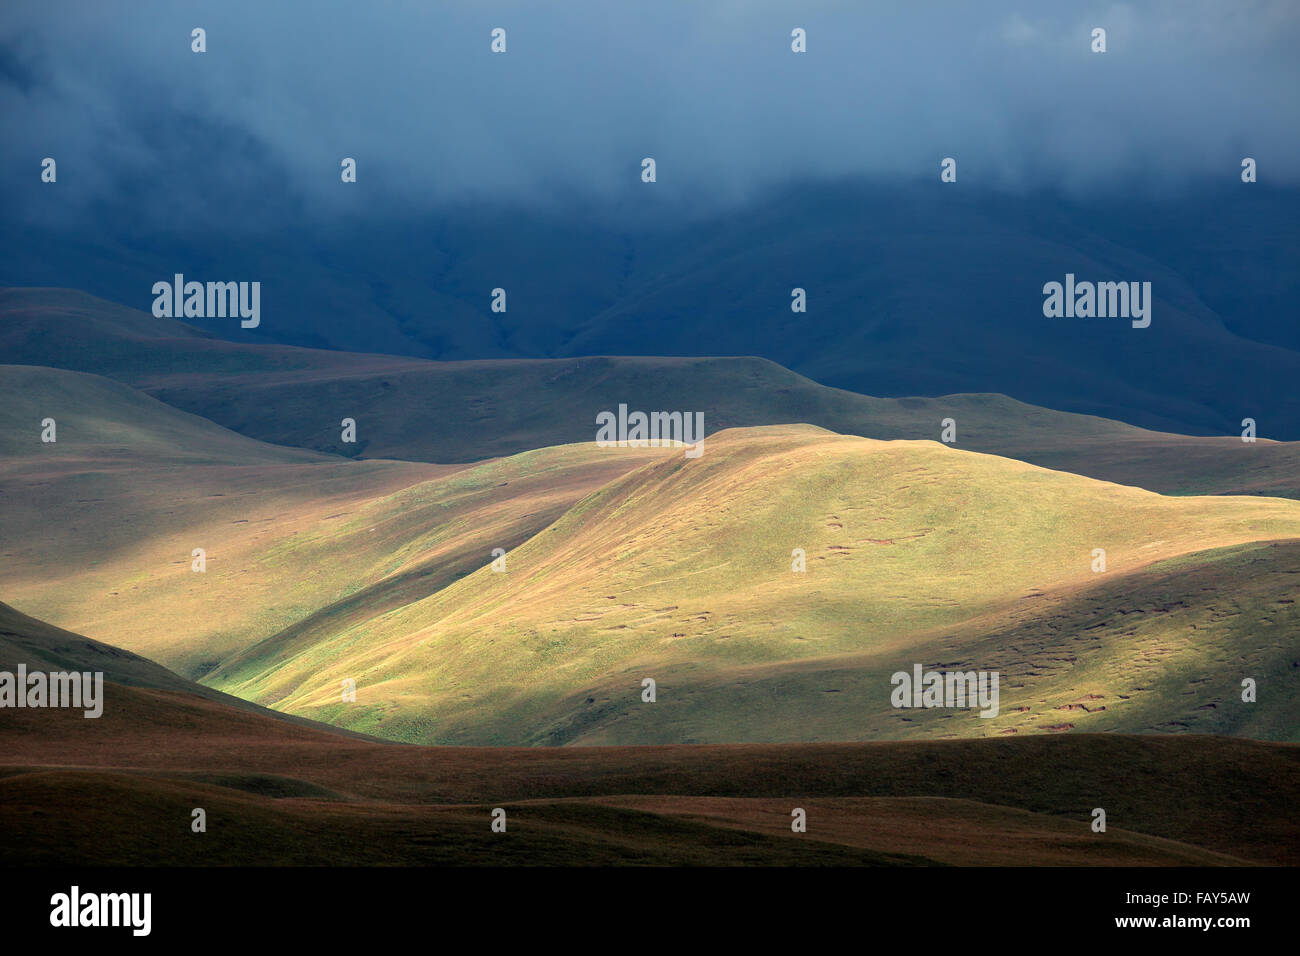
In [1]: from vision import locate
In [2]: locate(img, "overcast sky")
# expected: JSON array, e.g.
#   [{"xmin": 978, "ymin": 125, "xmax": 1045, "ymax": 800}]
[{"xmin": 2, "ymin": 0, "xmax": 1297, "ymax": 232}]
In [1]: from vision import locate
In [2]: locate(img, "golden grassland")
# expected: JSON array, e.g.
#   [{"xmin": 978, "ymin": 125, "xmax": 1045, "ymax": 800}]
[
  {"xmin": 204, "ymin": 426, "xmax": 1300, "ymax": 745},
  {"xmin": 4, "ymin": 365, "xmax": 1295, "ymax": 746}
]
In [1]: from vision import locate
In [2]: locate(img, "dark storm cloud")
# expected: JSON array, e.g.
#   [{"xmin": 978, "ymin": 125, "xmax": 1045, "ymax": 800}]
[
  {"xmin": 1, "ymin": 0, "xmax": 1297, "ymax": 230},
  {"xmin": 0, "ymin": 35, "xmax": 45, "ymax": 95}
]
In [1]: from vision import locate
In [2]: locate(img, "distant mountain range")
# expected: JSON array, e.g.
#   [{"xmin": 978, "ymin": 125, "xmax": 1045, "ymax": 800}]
[
  {"xmin": 4, "ymin": 182, "xmax": 1298, "ymax": 437},
  {"xmin": 4, "ymin": 288, "xmax": 1299, "ymax": 497}
]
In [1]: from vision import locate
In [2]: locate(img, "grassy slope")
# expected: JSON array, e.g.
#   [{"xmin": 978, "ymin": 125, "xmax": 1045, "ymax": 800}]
[
  {"xmin": 0, "ymin": 601, "xmax": 379, "ymax": 736},
  {"xmin": 206, "ymin": 426, "xmax": 1300, "ymax": 744},
  {"xmin": 4, "ymin": 361, "xmax": 1297, "ymax": 748},
  {"xmin": 1, "ymin": 646, "xmax": 1293, "ymax": 864},
  {"xmin": 4, "ymin": 288, "xmax": 1298, "ymax": 496},
  {"xmin": 0, "ymin": 365, "xmax": 675, "ymax": 676},
  {"xmin": 0, "ymin": 364, "xmax": 322, "ymax": 464},
  {"xmin": 551, "ymin": 539, "xmax": 1300, "ymax": 745}
]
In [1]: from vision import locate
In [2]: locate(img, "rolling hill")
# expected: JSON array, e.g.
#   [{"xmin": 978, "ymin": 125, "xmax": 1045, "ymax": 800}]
[
  {"xmin": 4, "ymin": 288, "xmax": 1299, "ymax": 498},
  {"xmin": 0, "ymin": 600, "xmax": 374, "ymax": 735},
  {"xmin": 202, "ymin": 425, "xmax": 1300, "ymax": 745},
  {"xmin": 4, "ymin": 360, "xmax": 1297, "ymax": 746},
  {"xmin": 0, "ymin": 363, "xmax": 675, "ymax": 676},
  {"xmin": 1, "ymin": 599, "xmax": 1293, "ymax": 865}
]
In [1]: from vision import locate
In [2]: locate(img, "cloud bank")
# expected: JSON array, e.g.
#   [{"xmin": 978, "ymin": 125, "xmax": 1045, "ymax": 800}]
[{"xmin": 1, "ymin": 0, "xmax": 1297, "ymax": 231}]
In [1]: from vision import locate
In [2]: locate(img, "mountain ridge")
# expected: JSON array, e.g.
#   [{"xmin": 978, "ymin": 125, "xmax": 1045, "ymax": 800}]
[{"xmin": 4, "ymin": 288, "xmax": 1298, "ymax": 498}]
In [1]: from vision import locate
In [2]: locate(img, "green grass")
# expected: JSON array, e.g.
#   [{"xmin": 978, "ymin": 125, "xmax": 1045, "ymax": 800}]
[
  {"xmin": 5, "ymin": 359, "xmax": 1299, "ymax": 748},
  {"xmin": 202, "ymin": 426, "xmax": 1300, "ymax": 745}
]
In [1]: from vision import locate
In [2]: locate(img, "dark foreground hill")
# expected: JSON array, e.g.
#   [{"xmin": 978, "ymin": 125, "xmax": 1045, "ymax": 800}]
[
  {"xmin": 0, "ymin": 601, "xmax": 374, "ymax": 737},
  {"xmin": 0, "ymin": 605, "xmax": 1294, "ymax": 866}
]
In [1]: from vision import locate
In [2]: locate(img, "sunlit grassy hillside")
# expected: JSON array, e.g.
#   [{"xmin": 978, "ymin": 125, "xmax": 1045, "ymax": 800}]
[
  {"xmin": 0, "ymin": 366, "xmax": 671, "ymax": 675},
  {"xmin": 206, "ymin": 426, "xmax": 1300, "ymax": 744}
]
